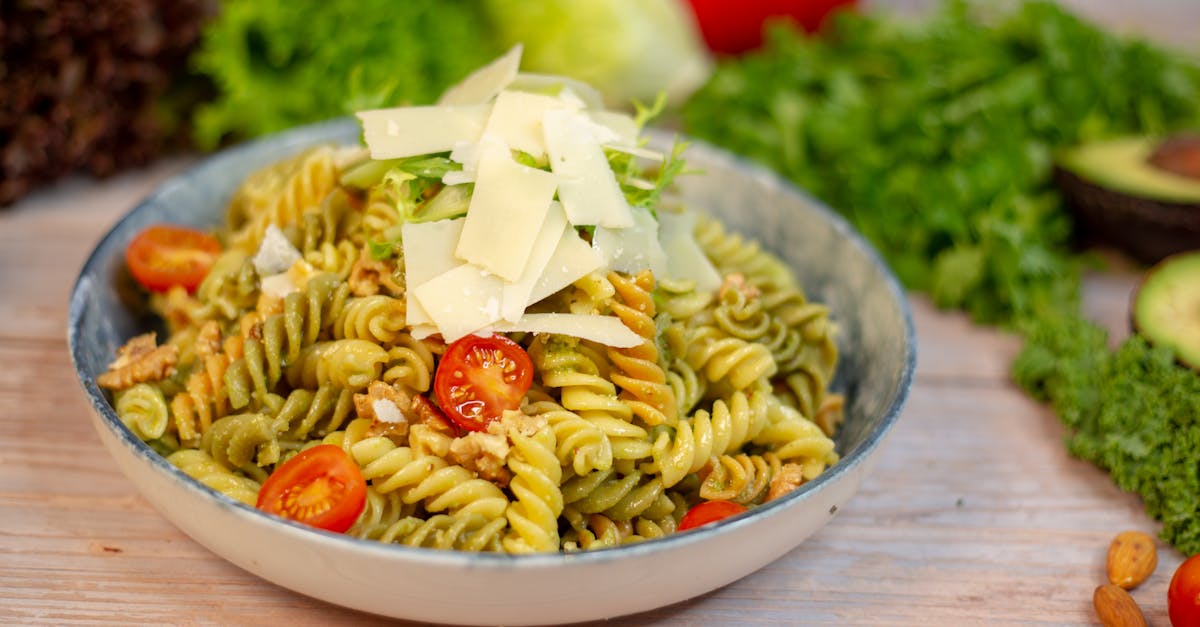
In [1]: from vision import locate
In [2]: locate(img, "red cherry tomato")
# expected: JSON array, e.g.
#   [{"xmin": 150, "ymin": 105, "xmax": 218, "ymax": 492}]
[
  {"xmin": 433, "ymin": 334, "xmax": 534, "ymax": 432},
  {"xmin": 678, "ymin": 500, "xmax": 749, "ymax": 531},
  {"xmin": 256, "ymin": 445, "xmax": 367, "ymax": 533},
  {"xmin": 686, "ymin": 0, "xmax": 858, "ymax": 55},
  {"xmin": 1169, "ymin": 554, "xmax": 1200, "ymax": 627},
  {"xmin": 125, "ymin": 224, "xmax": 222, "ymax": 293}
]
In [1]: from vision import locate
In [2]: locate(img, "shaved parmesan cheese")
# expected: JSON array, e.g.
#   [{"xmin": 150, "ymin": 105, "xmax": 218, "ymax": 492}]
[
  {"xmin": 260, "ymin": 272, "xmax": 300, "ymax": 299},
  {"xmin": 357, "ymin": 104, "xmax": 490, "ymax": 160},
  {"xmin": 444, "ymin": 141, "xmax": 482, "ymax": 185},
  {"xmin": 410, "ymin": 324, "xmax": 439, "ymax": 341},
  {"xmin": 658, "ymin": 209, "xmax": 722, "ymax": 293},
  {"xmin": 544, "ymin": 109, "xmax": 633, "ymax": 228},
  {"xmin": 412, "ymin": 264, "xmax": 506, "ymax": 343},
  {"xmin": 252, "ymin": 224, "xmax": 302, "ymax": 275},
  {"xmin": 484, "ymin": 90, "xmax": 579, "ymax": 159},
  {"xmin": 402, "ymin": 218, "xmax": 466, "ymax": 326},
  {"xmin": 372, "ymin": 399, "xmax": 405, "ymax": 424},
  {"xmin": 438, "ymin": 44, "xmax": 523, "ymax": 106},
  {"xmin": 529, "ymin": 227, "xmax": 603, "ymax": 305},
  {"xmin": 492, "ymin": 313, "xmax": 641, "ymax": 348},
  {"xmin": 592, "ymin": 206, "xmax": 668, "ymax": 278},
  {"xmin": 501, "ymin": 202, "xmax": 569, "ymax": 322},
  {"xmin": 510, "ymin": 72, "xmax": 605, "ymax": 110},
  {"xmin": 456, "ymin": 137, "xmax": 557, "ymax": 281},
  {"xmin": 589, "ymin": 110, "xmax": 638, "ymax": 144}
]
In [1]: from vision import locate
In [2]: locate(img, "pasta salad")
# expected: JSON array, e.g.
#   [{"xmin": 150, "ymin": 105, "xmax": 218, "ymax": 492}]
[{"xmin": 97, "ymin": 47, "xmax": 844, "ymax": 553}]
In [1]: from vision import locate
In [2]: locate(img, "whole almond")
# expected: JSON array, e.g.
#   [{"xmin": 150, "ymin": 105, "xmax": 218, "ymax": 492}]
[
  {"xmin": 1106, "ymin": 530, "xmax": 1157, "ymax": 589},
  {"xmin": 1093, "ymin": 584, "xmax": 1147, "ymax": 627}
]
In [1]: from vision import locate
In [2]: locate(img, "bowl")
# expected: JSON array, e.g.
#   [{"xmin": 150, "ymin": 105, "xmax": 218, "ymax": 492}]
[{"xmin": 68, "ymin": 118, "xmax": 916, "ymax": 625}]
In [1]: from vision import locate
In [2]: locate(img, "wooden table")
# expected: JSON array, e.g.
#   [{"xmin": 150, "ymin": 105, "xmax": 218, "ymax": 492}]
[
  {"xmin": 0, "ymin": 156, "xmax": 1182, "ymax": 627},
  {"xmin": 4, "ymin": 4, "xmax": 1197, "ymax": 624}
]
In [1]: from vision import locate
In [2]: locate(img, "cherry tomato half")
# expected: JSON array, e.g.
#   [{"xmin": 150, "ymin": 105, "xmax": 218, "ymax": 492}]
[
  {"xmin": 125, "ymin": 224, "xmax": 222, "ymax": 293},
  {"xmin": 1169, "ymin": 553, "xmax": 1200, "ymax": 627},
  {"xmin": 256, "ymin": 444, "xmax": 367, "ymax": 533},
  {"xmin": 433, "ymin": 334, "xmax": 533, "ymax": 432},
  {"xmin": 678, "ymin": 500, "xmax": 749, "ymax": 532}
]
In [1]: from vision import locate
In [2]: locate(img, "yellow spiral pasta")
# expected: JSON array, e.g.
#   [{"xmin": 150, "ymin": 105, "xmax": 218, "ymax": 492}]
[{"xmin": 502, "ymin": 422, "xmax": 563, "ymax": 553}]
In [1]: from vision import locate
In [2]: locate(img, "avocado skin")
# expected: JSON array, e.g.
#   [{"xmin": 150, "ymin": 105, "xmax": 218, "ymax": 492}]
[
  {"xmin": 1055, "ymin": 166, "xmax": 1200, "ymax": 265},
  {"xmin": 1131, "ymin": 250, "xmax": 1200, "ymax": 371}
]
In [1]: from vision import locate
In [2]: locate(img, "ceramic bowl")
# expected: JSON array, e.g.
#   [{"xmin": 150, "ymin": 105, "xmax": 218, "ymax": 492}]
[{"xmin": 68, "ymin": 118, "xmax": 916, "ymax": 625}]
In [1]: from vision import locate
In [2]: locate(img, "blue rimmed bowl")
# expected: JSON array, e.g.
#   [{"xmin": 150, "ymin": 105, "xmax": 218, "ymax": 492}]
[{"xmin": 68, "ymin": 118, "xmax": 915, "ymax": 625}]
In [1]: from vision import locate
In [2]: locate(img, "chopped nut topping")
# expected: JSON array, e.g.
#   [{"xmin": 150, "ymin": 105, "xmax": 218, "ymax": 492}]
[
  {"xmin": 354, "ymin": 380, "xmax": 412, "ymax": 441},
  {"xmin": 449, "ymin": 431, "xmax": 511, "ymax": 486},
  {"xmin": 718, "ymin": 272, "xmax": 761, "ymax": 300},
  {"xmin": 348, "ymin": 248, "xmax": 404, "ymax": 297},
  {"xmin": 766, "ymin": 462, "xmax": 807, "ymax": 502},
  {"xmin": 97, "ymin": 333, "xmax": 179, "ymax": 390}
]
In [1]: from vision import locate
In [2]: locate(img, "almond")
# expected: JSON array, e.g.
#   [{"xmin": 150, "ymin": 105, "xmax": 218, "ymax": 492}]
[
  {"xmin": 1106, "ymin": 530, "xmax": 1158, "ymax": 590},
  {"xmin": 1093, "ymin": 584, "xmax": 1146, "ymax": 627}
]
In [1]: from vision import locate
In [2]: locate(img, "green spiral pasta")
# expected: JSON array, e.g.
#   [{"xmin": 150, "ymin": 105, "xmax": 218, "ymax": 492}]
[
  {"xmin": 377, "ymin": 514, "xmax": 507, "ymax": 552},
  {"xmin": 167, "ymin": 449, "xmax": 263, "ymax": 506},
  {"xmin": 286, "ymin": 339, "xmax": 390, "ymax": 391},
  {"xmin": 200, "ymin": 412, "xmax": 289, "ymax": 482},
  {"xmin": 115, "ymin": 383, "xmax": 170, "ymax": 442}
]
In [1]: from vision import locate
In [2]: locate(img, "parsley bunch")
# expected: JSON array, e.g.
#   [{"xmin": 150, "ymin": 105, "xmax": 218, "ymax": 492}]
[
  {"xmin": 1014, "ymin": 313, "xmax": 1200, "ymax": 555},
  {"xmin": 681, "ymin": 0, "xmax": 1200, "ymax": 325}
]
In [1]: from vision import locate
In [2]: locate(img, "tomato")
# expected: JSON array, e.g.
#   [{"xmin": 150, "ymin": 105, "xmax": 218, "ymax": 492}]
[
  {"xmin": 256, "ymin": 445, "xmax": 367, "ymax": 533},
  {"xmin": 1169, "ymin": 553, "xmax": 1200, "ymax": 627},
  {"xmin": 678, "ymin": 500, "xmax": 748, "ymax": 531},
  {"xmin": 125, "ymin": 224, "xmax": 221, "ymax": 293},
  {"xmin": 685, "ymin": 0, "xmax": 858, "ymax": 55},
  {"xmin": 433, "ymin": 334, "xmax": 533, "ymax": 432}
]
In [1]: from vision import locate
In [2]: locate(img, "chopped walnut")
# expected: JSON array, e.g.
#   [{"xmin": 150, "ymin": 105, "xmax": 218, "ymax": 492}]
[
  {"xmin": 97, "ymin": 333, "xmax": 179, "ymax": 390},
  {"xmin": 718, "ymin": 272, "xmax": 761, "ymax": 300},
  {"xmin": 766, "ymin": 462, "xmax": 807, "ymax": 502},
  {"xmin": 354, "ymin": 380, "xmax": 412, "ymax": 441},
  {"xmin": 490, "ymin": 409, "xmax": 547, "ymax": 439},
  {"xmin": 449, "ymin": 431, "xmax": 511, "ymax": 486},
  {"xmin": 348, "ymin": 248, "xmax": 404, "ymax": 297}
]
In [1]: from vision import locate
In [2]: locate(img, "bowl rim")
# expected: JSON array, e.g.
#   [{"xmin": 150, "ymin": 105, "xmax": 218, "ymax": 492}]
[{"xmin": 67, "ymin": 116, "xmax": 917, "ymax": 569}]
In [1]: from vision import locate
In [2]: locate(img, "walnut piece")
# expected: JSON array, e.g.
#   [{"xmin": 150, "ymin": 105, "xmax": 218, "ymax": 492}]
[
  {"xmin": 766, "ymin": 462, "xmax": 807, "ymax": 502},
  {"xmin": 353, "ymin": 380, "xmax": 413, "ymax": 441},
  {"xmin": 348, "ymin": 248, "xmax": 404, "ymax": 297},
  {"xmin": 718, "ymin": 272, "xmax": 761, "ymax": 300},
  {"xmin": 449, "ymin": 432, "xmax": 512, "ymax": 486},
  {"xmin": 97, "ymin": 332, "xmax": 179, "ymax": 390}
]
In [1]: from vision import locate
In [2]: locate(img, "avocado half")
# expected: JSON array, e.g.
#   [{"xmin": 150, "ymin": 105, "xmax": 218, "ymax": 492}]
[
  {"xmin": 1055, "ymin": 135, "xmax": 1200, "ymax": 264},
  {"xmin": 1132, "ymin": 250, "xmax": 1200, "ymax": 370}
]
